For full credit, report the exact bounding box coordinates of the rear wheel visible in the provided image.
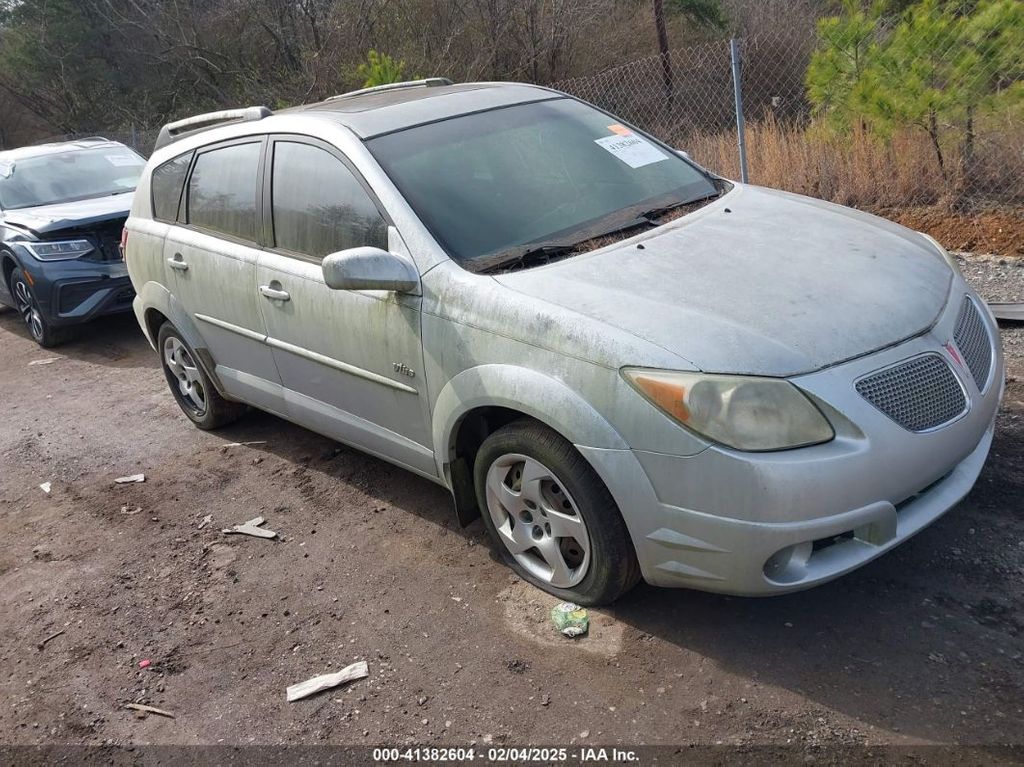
[11,267,69,348]
[474,420,641,606]
[157,322,245,430]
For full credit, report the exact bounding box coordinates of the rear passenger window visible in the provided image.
[271,142,387,259]
[187,142,261,241]
[151,152,192,222]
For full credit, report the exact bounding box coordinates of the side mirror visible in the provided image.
[321,247,419,293]
[675,149,692,161]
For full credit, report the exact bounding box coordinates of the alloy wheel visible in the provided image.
[163,336,207,415]
[13,279,44,342]
[484,453,591,588]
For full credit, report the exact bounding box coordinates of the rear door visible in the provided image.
[163,137,282,411]
[255,136,434,476]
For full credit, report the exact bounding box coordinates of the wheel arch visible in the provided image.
[432,364,628,526]
[1,249,21,294]
[135,280,229,396]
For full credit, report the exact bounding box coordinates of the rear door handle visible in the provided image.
[259,285,290,302]
[167,254,188,271]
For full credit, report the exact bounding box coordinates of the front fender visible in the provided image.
[431,363,628,475]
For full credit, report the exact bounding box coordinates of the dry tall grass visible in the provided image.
[679,113,1024,212]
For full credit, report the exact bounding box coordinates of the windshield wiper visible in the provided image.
[474,243,578,274]
[472,191,724,275]
[634,193,721,223]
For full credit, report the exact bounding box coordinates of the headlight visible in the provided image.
[623,368,834,451]
[920,233,961,276]
[22,239,94,261]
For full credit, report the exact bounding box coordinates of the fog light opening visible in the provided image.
[763,541,813,584]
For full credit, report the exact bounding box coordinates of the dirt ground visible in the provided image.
[888,207,1024,257]
[1,258,1022,753]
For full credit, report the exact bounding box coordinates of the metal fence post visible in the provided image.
[729,38,749,184]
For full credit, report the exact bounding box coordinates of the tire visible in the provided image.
[474,419,641,606]
[157,322,246,430]
[10,267,70,348]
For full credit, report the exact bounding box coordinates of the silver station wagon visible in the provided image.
[125,79,1004,605]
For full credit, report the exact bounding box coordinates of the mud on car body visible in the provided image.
[0,138,145,347]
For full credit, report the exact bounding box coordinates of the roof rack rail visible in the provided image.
[325,77,453,103]
[154,106,272,151]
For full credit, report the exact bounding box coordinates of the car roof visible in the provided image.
[0,137,128,164]
[290,82,561,139]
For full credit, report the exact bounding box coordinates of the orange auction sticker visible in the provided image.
[607,124,633,136]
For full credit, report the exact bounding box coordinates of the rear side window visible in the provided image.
[151,152,192,222]
[187,142,261,241]
[271,141,387,259]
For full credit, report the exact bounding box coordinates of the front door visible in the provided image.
[255,137,434,477]
[164,137,281,411]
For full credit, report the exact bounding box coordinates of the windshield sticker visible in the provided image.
[106,154,142,167]
[607,124,633,136]
[594,134,667,169]
[0,162,13,178]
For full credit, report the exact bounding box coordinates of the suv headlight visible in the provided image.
[623,368,834,452]
[22,239,94,261]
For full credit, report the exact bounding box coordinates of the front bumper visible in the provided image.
[30,259,134,325]
[581,291,1004,595]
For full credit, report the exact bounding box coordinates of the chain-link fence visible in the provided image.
[554,10,1024,253]
[51,5,1024,254]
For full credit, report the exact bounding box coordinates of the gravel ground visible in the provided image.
[0,254,1022,752]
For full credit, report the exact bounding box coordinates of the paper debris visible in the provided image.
[287,660,368,702]
[28,357,60,366]
[114,474,146,484]
[222,516,277,539]
[197,514,213,530]
[39,482,51,494]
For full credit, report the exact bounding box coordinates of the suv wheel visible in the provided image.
[474,419,641,606]
[157,322,246,430]
[11,267,69,348]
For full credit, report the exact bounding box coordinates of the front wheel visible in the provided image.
[474,420,641,606]
[11,267,69,348]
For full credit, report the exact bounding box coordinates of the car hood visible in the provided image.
[2,193,133,236]
[494,185,953,376]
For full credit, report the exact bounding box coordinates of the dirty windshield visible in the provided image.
[0,146,145,210]
[367,98,718,270]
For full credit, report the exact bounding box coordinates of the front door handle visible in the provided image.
[167,254,189,271]
[259,284,291,302]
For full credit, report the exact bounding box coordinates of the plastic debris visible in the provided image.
[114,474,146,484]
[39,482,51,494]
[120,505,142,515]
[139,659,151,669]
[28,357,60,366]
[124,703,174,718]
[989,302,1024,322]
[287,660,368,702]
[220,440,267,452]
[197,514,213,530]
[222,516,277,539]
[550,602,589,638]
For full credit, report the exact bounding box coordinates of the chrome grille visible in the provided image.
[856,354,966,432]
[953,297,992,391]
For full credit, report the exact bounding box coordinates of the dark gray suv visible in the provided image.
[0,138,145,347]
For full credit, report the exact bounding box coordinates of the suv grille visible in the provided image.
[856,354,966,432]
[953,297,992,391]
